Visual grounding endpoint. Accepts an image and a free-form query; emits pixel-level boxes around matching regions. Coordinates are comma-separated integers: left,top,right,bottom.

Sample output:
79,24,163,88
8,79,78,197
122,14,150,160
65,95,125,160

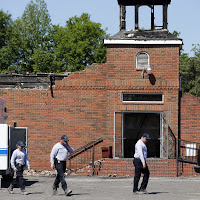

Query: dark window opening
123,93,163,102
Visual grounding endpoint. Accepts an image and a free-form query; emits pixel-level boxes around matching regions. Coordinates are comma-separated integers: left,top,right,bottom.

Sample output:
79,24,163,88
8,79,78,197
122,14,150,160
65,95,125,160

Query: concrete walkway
1,176,200,200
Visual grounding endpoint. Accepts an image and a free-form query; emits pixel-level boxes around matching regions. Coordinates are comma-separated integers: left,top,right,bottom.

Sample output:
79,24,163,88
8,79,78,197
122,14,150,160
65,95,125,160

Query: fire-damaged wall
1,0,200,177
0,41,184,171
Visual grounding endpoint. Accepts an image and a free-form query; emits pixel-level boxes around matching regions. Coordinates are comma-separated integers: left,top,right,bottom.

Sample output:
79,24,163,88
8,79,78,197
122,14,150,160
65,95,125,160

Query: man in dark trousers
50,135,74,196
8,141,30,195
133,133,150,194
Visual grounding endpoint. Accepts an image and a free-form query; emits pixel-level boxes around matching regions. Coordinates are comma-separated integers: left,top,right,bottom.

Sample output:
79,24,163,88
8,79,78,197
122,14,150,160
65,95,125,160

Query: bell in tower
118,0,171,31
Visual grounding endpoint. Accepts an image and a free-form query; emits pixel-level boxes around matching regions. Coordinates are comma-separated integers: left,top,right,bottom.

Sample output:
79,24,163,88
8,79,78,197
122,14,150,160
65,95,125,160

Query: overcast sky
1,0,200,56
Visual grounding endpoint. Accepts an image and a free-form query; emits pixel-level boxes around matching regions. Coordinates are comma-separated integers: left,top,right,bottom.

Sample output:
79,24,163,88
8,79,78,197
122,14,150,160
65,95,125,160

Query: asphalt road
1,176,200,200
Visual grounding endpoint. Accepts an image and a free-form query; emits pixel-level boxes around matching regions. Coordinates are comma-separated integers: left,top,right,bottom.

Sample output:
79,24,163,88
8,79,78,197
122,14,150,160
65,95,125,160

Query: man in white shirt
8,141,30,195
133,133,150,194
50,135,74,196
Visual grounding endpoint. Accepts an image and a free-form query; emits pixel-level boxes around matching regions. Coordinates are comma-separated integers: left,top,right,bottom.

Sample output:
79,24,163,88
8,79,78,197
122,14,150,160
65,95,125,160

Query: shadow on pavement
70,193,90,196
28,192,44,195
58,193,90,197
147,192,169,195
1,178,38,188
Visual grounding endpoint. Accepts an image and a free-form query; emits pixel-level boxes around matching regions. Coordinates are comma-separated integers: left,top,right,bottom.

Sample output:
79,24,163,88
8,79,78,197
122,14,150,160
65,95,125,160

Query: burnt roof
117,0,171,6
106,29,182,41
0,73,69,89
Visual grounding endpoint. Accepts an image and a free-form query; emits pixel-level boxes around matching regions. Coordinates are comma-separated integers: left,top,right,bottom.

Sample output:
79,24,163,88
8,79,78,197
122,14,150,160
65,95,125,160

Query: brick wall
75,158,200,177
180,93,200,142
0,44,181,174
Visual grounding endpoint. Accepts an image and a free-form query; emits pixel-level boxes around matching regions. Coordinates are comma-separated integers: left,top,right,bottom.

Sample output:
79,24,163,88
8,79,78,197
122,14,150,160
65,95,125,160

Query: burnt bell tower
118,0,171,30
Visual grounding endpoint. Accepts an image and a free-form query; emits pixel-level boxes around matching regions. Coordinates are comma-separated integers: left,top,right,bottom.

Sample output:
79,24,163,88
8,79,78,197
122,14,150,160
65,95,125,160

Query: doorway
123,112,161,158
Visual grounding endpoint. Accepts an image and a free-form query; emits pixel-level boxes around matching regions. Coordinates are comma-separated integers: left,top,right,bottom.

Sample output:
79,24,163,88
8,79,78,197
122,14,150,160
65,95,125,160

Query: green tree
173,30,200,97
180,44,200,97
0,10,13,71
19,0,54,72
0,10,12,48
53,13,109,72
1,0,54,73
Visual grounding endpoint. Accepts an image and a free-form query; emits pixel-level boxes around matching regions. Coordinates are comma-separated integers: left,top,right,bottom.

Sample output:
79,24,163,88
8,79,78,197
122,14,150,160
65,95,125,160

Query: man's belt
55,159,65,164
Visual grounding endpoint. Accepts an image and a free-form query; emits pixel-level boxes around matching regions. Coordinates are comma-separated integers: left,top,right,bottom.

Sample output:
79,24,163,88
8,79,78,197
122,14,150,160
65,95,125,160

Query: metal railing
66,138,103,175
178,139,200,164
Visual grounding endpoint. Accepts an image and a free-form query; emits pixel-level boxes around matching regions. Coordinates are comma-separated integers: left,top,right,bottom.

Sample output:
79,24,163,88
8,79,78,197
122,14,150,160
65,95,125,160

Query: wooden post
135,5,139,30
120,5,126,30
163,4,168,29
151,5,154,30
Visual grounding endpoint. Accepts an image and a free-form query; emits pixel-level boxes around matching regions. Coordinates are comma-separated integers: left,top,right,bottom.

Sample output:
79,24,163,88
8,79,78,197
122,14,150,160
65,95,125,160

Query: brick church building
0,0,200,177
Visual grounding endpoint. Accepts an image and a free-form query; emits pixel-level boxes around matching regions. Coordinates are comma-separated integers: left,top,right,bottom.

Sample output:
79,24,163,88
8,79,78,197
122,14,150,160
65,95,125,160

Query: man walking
50,135,74,196
8,141,30,195
133,133,150,194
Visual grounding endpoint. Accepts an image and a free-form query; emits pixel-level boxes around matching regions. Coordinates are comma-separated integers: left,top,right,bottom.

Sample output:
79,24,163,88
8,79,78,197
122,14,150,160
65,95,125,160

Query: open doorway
123,112,160,158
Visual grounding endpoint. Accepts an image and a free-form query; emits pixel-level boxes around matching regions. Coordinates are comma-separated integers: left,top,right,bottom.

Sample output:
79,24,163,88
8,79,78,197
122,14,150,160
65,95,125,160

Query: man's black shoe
65,189,72,196
139,189,148,194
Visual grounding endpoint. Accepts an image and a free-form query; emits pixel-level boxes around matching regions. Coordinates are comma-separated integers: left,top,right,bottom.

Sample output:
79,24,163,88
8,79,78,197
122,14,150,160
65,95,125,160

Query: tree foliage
0,10,13,71
0,10,12,48
53,13,108,72
13,0,54,73
0,0,54,73
0,1,108,74
180,45,200,97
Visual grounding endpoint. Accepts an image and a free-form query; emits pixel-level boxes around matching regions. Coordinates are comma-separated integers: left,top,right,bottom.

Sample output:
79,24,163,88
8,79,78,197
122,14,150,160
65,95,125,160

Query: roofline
104,39,183,45
117,0,171,6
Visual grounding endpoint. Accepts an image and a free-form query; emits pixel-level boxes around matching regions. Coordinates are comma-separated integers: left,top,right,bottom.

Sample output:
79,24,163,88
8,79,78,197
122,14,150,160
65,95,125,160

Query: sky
1,0,200,56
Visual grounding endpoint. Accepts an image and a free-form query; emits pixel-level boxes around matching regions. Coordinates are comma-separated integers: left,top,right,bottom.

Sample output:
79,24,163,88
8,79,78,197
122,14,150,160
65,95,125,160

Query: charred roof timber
0,73,70,98
118,0,171,31
0,72,69,88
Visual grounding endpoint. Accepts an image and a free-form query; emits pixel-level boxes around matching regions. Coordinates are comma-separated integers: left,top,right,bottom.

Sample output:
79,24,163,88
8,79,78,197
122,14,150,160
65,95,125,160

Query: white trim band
104,39,183,45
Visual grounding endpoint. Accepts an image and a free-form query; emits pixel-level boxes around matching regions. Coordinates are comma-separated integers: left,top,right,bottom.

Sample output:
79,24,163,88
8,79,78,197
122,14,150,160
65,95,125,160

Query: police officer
50,135,74,196
133,133,150,194
8,141,30,195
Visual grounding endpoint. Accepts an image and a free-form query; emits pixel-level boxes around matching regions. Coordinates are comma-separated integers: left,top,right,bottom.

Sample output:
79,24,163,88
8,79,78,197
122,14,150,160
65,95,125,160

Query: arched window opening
136,52,149,69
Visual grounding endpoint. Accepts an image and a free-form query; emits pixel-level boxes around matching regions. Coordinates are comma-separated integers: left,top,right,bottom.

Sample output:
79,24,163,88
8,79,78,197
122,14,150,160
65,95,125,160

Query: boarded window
136,52,149,69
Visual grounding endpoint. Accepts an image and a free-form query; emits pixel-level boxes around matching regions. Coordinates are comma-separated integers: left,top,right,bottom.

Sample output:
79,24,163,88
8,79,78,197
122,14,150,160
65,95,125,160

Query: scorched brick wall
0,44,182,172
